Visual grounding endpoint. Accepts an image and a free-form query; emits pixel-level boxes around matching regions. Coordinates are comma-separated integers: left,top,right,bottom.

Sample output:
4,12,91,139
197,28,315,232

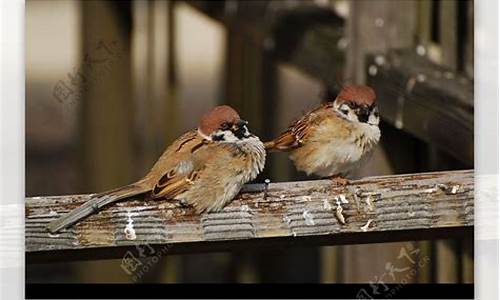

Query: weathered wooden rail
26,170,473,263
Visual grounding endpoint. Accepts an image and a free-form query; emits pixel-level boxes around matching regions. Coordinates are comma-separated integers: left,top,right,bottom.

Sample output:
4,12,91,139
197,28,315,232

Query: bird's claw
330,176,350,186
178,199,189,207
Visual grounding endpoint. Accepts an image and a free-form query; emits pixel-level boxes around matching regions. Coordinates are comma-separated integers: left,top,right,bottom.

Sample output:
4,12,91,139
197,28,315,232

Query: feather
46,184,147,233
265,103,332,151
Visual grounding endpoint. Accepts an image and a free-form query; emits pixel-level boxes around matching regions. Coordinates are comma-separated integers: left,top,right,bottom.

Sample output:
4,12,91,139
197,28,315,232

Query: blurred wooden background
26,0,473,284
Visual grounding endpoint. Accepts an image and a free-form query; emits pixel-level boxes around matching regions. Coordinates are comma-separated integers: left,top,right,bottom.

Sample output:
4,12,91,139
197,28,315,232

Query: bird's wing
149,136,207,199
146,130,202,175
150,140,241,200
150,156,199,199
265,103,332,151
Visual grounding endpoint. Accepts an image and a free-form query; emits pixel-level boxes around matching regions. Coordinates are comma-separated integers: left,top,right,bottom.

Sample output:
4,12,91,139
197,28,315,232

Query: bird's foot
330,176,350,186
178,199,189,208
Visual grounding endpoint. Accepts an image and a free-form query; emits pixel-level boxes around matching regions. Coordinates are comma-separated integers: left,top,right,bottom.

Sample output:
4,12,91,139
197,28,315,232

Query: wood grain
25,170,473,263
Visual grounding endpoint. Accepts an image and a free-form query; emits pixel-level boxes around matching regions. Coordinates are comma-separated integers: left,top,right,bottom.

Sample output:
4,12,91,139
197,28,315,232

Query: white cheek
347,110,358,122
368,113,379,125
333,104,357,122
225,131,239,142
216,130,239,142
243,126,251,137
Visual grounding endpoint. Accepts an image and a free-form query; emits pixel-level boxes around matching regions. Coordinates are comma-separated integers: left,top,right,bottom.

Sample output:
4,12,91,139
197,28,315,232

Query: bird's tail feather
46,184,147,233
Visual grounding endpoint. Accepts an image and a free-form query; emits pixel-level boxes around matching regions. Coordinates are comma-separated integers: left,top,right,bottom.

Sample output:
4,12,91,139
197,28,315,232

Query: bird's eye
220,122,231,130
373,107,379,117
340,104,349,115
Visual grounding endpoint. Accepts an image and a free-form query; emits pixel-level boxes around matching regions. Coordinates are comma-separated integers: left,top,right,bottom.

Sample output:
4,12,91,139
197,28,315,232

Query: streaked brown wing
147,130,201,176
150,141,244,200
150,137,225,199
266,103,332,151
151,165,200,199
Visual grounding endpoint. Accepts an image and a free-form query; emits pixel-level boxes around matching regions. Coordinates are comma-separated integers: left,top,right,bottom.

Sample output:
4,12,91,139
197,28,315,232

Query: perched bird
264,85,380,184
47,105,266,233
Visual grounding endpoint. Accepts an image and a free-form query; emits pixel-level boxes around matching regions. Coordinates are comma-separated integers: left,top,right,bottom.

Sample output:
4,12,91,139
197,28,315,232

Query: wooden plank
461,238,474,283
435,240,459,282
80,0,135,193
346,0,416,83
464,0,474,79
366,50,473,165
439,0,458,70
26,170,473,263
320,246,339,283
78,0,135,283
417,0,432,45
343,0,417,282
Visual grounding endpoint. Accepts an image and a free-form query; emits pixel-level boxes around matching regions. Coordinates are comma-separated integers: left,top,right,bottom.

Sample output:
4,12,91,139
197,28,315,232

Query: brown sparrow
264,85,380,184
47,105,266,233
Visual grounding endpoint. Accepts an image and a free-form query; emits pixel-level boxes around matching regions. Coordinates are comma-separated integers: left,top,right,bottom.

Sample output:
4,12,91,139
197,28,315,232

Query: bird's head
333,85,379,126
198,105,252,142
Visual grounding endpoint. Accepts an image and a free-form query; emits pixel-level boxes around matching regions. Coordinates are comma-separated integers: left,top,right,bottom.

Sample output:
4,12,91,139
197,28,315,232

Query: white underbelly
290,125,380,177
310,140,366,177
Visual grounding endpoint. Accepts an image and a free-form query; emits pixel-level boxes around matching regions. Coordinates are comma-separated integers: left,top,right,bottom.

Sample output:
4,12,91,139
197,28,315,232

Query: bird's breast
238,137,267,182
290,121,380,177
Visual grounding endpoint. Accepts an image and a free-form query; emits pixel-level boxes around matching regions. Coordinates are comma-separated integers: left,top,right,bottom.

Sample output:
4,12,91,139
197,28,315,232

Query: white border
0,0,25,299
475,0,500,299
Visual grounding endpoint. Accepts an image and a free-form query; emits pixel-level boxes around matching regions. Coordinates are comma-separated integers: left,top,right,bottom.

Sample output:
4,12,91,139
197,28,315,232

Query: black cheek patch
212,134,225,141
233,127,247,140
359,116,368,123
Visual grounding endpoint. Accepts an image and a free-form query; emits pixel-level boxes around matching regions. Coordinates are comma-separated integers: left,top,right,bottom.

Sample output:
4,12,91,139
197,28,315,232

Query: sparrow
47,105,266,233
264,85,380,184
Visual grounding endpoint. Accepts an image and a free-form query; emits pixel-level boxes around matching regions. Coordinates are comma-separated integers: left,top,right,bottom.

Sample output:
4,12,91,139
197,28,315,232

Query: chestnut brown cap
199,105,241,136
337,85,376,106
